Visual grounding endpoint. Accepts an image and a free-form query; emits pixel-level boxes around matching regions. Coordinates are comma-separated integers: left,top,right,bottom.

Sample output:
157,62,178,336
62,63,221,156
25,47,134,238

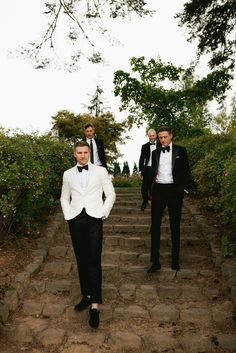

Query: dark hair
74,140,90,150
84,122,95,130
157,125,172,134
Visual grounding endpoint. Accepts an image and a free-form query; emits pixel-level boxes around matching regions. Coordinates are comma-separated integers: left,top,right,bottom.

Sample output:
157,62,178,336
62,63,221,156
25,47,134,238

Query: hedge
0,132,74,238
179,133,236,231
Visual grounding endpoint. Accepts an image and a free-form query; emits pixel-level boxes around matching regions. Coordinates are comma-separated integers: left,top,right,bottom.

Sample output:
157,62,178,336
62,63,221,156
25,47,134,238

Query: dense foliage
179,132,236,231
112,174,141,188
52,110,130,168
114,56,232,138
177,0,236,70
1,128,235,245
0,132,73,238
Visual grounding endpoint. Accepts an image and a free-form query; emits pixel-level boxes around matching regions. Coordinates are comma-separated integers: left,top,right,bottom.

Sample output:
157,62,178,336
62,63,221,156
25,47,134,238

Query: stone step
106,215,151,224
104,235,208,249
106,214,195,224
102,251,211,264
102,264,215,282
19,297,234,330
103,223,200,235
4,320,236,353
2,189,236,353
111,206,150,215
39,250,212,280
4,315,236,353
113,200,142,207
24,278,232,311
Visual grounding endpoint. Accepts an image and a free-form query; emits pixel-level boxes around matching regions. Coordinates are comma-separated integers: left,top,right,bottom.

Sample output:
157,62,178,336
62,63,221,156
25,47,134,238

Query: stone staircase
1,187,236,353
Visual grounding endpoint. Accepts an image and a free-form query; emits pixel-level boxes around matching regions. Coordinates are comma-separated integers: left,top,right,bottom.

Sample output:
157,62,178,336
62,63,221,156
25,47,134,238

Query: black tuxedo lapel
155,146,161,172
172,144,179,170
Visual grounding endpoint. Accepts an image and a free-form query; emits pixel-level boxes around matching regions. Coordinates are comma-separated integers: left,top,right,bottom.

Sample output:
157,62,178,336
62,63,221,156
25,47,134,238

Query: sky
0,0,235,169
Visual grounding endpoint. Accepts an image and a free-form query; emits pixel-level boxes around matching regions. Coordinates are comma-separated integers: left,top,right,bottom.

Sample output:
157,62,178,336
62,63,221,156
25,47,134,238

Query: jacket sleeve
97,138,107,169
60,172,71,220
139,145,145,172
182,147,191,191
101,169,116,218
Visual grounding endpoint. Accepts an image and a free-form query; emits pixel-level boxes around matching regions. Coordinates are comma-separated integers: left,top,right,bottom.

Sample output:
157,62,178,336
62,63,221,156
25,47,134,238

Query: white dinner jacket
60,163,116,220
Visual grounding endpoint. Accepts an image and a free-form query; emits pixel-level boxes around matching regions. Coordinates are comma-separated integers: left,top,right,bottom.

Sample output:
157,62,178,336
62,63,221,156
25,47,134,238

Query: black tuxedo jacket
151,144,191,192
83,137,107,169
139,141,161,175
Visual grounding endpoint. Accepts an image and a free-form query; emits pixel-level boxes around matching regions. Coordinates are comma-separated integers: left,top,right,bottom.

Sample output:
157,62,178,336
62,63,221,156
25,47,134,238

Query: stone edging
0,210,63,324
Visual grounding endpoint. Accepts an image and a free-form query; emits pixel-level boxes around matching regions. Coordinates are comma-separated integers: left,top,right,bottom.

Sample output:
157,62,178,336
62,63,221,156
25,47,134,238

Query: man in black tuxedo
139,129,160,211
83,123,107,169
147,126,190,272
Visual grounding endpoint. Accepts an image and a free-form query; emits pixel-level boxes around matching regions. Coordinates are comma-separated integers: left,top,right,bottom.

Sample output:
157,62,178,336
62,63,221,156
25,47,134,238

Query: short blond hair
147,128,156,136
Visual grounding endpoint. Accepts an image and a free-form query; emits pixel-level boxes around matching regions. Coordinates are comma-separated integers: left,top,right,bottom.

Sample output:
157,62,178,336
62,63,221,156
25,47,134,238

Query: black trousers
141,166,152,204
68,209,103,303
150,183,184,263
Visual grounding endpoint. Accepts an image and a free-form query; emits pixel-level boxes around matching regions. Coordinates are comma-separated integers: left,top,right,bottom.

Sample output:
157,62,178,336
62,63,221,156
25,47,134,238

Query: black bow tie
77,165,88,173
150,142,156,145
161,146,170,153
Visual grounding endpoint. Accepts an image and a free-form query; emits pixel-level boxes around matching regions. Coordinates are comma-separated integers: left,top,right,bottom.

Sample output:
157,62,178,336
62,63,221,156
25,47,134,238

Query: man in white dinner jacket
60,140,116,328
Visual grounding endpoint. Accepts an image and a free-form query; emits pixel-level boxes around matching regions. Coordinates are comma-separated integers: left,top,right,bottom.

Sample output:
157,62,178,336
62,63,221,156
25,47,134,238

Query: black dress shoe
89,307,100,328
171,262,180,271
140,201,146,211
147,262,161,273
74,296,91,311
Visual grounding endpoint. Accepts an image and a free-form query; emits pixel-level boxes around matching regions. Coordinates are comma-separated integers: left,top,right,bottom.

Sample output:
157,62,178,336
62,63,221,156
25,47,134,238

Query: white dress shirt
86,138,102,166
77,164,89,189
147,143,157,167
156,143,174,184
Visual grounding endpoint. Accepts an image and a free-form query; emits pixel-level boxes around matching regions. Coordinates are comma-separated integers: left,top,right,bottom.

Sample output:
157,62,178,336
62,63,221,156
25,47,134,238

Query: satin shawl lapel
172,144,179,170
71,166,85,193
86,163,97,191
155,147,161,172
72,164,94,194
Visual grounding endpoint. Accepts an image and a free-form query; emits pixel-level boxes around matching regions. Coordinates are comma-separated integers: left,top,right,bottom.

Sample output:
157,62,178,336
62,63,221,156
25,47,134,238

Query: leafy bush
221,235,236,258
221,154,236,228
0,132,73,238
112,174,142,187
178,133,226,170
192,139,236,208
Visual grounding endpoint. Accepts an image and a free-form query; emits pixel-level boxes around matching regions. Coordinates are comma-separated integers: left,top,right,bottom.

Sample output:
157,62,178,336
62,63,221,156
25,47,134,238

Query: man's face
158,131,172,146
84,127,95,139
74,146,90,165
148,131,157,143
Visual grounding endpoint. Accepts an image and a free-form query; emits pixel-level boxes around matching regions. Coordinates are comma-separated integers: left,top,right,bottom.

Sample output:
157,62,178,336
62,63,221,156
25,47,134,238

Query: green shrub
178,134,226,170
0,132,73,238
221,155,236,229
112,175,142,187
192,137,236,213
221,235,236,258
